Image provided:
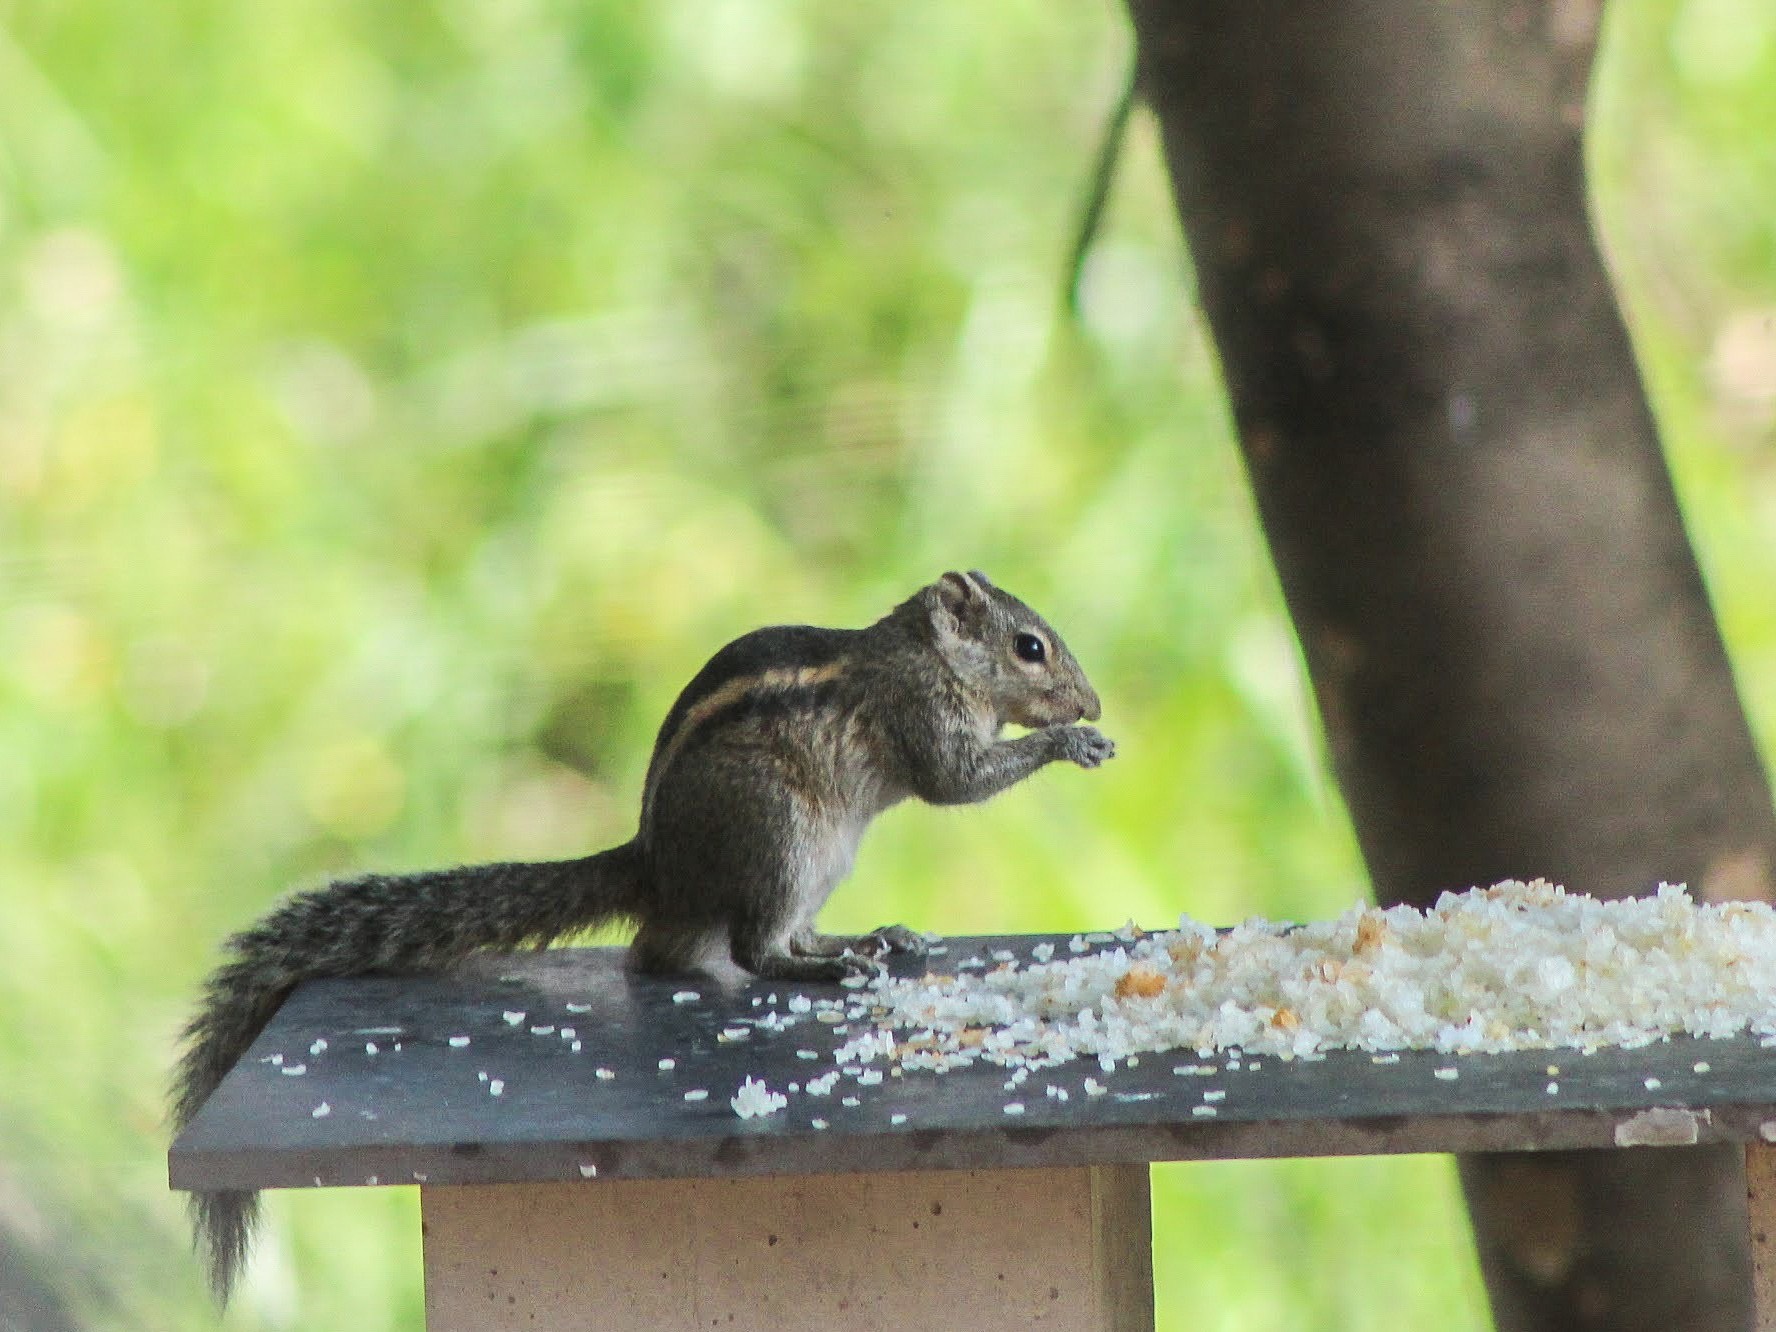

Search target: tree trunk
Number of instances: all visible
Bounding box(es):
[1122,3,1776,1328]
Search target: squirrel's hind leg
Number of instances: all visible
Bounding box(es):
[629,921,728,975]
[732,905,879,982]
[792,925,928,961]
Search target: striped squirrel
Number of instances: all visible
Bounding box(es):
[172,569,1112,1302]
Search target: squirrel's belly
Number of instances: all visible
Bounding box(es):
[783,802,874,925]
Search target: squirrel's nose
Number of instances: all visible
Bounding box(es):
[1079,688,1102,723]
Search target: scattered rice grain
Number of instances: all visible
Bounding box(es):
[730,1077,787,1119]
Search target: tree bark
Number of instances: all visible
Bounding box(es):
[1123,3,1776,1329]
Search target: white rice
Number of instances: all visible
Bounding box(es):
[858,881,1776,1072]
[730,1076,788,1119]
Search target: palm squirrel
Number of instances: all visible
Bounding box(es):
[172,569,1113,1302]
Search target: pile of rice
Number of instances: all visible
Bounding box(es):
[858,880,1776,1072]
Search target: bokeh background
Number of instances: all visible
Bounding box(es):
[2,1,1773,1327]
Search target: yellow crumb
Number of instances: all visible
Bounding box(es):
[1115,965,1167,1000]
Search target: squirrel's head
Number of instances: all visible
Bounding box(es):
[917,570,1102,729]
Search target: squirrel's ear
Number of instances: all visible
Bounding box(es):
[933,570,990,614]
[925,570,990,640]
[965,569,994,590]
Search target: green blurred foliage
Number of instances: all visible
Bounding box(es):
[0,0,1771,1327]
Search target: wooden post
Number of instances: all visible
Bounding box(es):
[1749,1140,1776,1330]
[422,1165,1154,1332]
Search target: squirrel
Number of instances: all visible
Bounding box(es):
[171,569,1113,1303]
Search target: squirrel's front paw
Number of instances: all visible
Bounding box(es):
[1054,725,1116,769]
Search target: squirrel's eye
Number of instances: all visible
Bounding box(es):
[1013,632,1047,664]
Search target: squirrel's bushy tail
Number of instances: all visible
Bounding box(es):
[171,841,644,1304]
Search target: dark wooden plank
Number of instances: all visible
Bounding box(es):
[168,938,1776,1193]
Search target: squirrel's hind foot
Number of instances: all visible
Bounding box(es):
[740,948,881,983]
[853,924,929,958]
